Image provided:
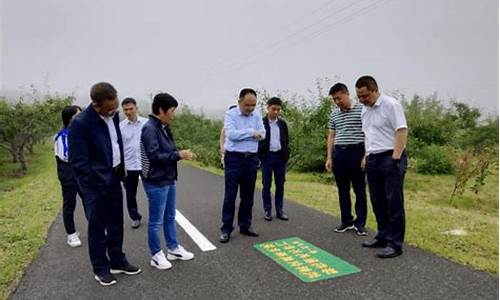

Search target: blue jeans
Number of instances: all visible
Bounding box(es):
[143,181,178,256]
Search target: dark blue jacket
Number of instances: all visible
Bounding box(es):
[68,104,125,194]
[258,117,290,161]
[140,115,180,186]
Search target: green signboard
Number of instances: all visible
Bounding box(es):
[254,237,361,282]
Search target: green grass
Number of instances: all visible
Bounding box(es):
[183,160,499,275]
[0,143,62,300]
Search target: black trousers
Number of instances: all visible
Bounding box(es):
[56,158,84,235]
[221,152,258,234]
[332,144,367,227]
[123,170,142,221]
[261,152,287,214]
[366,150,407,251]
[81,173,128,276]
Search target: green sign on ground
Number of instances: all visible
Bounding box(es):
[254,237,361,282]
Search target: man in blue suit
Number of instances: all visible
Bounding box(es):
[69,82,141,286]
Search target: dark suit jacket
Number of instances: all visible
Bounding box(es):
[140,115,180,186]
[258,117,290,161]
[68,104,125,195]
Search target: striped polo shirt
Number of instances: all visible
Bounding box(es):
[328,102,365,145]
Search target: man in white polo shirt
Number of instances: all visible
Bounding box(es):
[356,75,408,259]
[120,97,148,229]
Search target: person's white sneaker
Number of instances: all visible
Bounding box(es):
[67,232,82,247]
[150,250,172,270]
[167,245,194,261]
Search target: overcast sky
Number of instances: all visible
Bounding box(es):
[1,0,498,115]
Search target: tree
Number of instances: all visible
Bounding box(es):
[0,96,73,173]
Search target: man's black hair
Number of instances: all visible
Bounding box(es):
[239,88,257,99]
[121,97,137,106]
[355,75,378,92]
[329,83,349,95]
[90,82,117,104]
[267,97,282,106]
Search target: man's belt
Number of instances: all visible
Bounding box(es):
[335,142,364,150]
[225,151,257,158]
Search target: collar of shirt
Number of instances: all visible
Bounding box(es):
[238,109,254,117]
[126,117,144,125]
[268,117,279,124]
[99,112,116,121]
[372,95,383,107]
[340,100,355,112]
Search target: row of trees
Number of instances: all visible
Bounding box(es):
[0,96,72,172]
[1,86,497,200]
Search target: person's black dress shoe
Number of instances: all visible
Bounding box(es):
[240,228,259,237]
[376,247,402,258]
[362,239,385,248]
[276,212,289,221]
[219,233,230,243]
[264,211,272,221]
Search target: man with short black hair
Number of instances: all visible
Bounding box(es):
[356,75,408,259]
[258,97,290,221]
[69,82,141,286]
[219,88,266,243]
[120,97,147,229]
[325,83,367,236]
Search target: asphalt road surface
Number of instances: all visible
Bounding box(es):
[10,164,498,299]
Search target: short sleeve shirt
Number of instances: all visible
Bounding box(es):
[361,94,407,155]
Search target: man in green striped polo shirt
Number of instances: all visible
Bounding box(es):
[325,83,367,236]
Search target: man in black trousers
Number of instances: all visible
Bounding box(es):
[325,83,367,236]
[258,97,290,221]
[356,75,408,258]
[69,82,141,286]
[219,88,266,243]
[120,97,148,229]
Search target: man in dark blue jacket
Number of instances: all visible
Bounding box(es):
[69,82,141,286]
[258,97,290,221]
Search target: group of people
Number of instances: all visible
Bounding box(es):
[53,75,407,287]
[216,76,408,262]
[325,76,408,260]
[54,83,196,286]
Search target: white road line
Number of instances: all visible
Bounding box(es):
[175,209,217,252]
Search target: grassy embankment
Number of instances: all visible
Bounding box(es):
[0,143,62,300]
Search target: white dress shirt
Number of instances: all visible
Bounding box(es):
[100,114,121,167]
[120,116,148,171]
[361,94,407,155]
[268,118,282,152]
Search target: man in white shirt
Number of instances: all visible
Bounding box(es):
[120,98,148,229]
[356,75,408,259]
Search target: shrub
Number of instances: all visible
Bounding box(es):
[415,144,456,175]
